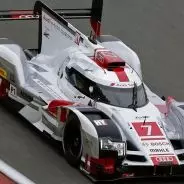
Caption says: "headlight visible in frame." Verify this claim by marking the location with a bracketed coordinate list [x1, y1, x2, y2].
[100, 138, 126, 156]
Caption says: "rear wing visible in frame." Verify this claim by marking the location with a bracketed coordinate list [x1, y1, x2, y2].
[0, 0, 103, 54]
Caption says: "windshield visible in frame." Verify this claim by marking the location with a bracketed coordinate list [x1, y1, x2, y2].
[66, 67, 148, 108]
[90, 83, 147, 108]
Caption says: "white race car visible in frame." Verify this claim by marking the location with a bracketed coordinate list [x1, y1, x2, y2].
[0, 0, 184, 181]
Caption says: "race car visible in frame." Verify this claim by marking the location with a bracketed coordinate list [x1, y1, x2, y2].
[0, 0, 184, 181]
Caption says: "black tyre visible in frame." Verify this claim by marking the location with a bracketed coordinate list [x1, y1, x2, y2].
[63, 115, 82, 167]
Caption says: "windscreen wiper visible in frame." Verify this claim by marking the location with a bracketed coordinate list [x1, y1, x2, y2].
[128, 82, 138, 111]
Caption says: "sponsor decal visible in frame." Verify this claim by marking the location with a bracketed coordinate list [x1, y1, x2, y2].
[110, 82, 134, 88]
[43, 14, 73, 40]
[132, 122, 178, 165]
[135, 116, 149, 120]
[142, 141, 170, 147]
[94, 119, 107, 126]
[74, 32, 81, 45]
[9, 84, 17, 97]
[150, 148, 169, 153]
[131, 122, 163, 137]
[74, 95, 85, 99]
[0, 67, 7, 79]
[142, 140, 173, 155]
[18, 14, 39, 19]
[34, 79, 62, 99]
[151, 155, 178, 166]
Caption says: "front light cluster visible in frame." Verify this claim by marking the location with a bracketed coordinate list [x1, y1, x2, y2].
[100, 138, 126, 156]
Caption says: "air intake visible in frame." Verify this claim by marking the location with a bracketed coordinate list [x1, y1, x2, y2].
[94, 49, 125, 69]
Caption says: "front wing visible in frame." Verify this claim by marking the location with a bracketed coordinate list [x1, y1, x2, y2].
[81, 164, 184, 181]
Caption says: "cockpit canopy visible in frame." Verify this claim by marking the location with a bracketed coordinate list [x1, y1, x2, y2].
[66, 67, 148, 108]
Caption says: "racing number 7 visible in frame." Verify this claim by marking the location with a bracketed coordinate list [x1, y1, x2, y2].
[132, 122, 163, 137]
[141, 125, 152, 136]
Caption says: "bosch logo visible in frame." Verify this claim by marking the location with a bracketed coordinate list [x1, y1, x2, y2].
[155, 156, 173, 162]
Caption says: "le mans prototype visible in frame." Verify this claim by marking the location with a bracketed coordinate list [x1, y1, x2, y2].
[0, 0, 184, 181]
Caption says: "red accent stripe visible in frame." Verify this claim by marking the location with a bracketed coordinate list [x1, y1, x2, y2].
[113, 68, 129, 82]
[90, 19, 101, 36]
[141, 137, 166, 141]
[10, 11, 35, 19]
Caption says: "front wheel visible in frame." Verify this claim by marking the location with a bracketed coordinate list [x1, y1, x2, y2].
[63, 115, 82, 167]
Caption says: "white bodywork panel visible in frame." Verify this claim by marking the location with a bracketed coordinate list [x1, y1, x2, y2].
[41, 9, 102, 56]
[100, 40, 142, 79]
[41, 10, 76, 55]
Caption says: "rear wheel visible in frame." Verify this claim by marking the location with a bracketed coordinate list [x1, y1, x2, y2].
[63, 115, 82, 167]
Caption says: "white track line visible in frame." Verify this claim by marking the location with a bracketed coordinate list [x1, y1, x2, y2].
[0, 159, 35, 184]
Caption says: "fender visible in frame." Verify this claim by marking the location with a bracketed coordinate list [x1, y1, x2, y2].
[63, 105, 125, 176]
[64, 106, 123, 159]
[0, 45, 26, 87]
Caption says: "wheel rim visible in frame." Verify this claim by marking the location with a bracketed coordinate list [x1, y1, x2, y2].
[69, 133, 81, 157]
[65, 125, 82, 159]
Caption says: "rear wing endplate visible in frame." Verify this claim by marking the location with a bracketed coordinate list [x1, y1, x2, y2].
[0, 0, 103, 38]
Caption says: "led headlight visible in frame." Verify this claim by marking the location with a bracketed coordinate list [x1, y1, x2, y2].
[100, 138, 126, 156]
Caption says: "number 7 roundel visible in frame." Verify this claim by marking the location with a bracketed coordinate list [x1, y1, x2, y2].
[131, 122, 163, 137]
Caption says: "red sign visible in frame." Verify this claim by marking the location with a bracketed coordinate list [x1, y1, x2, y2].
[132, 122, 163, 137]
[151, 155, 178, 166]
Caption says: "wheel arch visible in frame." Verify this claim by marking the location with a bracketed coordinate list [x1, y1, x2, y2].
[63, 107, 99, 159]
[63, 106, 123, 159]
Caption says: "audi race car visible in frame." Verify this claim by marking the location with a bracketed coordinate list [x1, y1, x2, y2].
[0, 0, 184, 181]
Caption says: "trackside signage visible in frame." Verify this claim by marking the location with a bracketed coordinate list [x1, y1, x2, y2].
[131, 122, 179, 166]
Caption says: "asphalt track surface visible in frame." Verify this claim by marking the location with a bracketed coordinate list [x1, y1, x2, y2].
[0, 0, 184, 184]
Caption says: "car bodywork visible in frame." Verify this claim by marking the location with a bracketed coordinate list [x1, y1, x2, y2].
[0, 0, 184, 181]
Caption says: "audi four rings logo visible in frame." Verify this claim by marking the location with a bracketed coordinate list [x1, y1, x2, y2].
[19, 15, 39, 19]
[156, 156, 173, 162]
